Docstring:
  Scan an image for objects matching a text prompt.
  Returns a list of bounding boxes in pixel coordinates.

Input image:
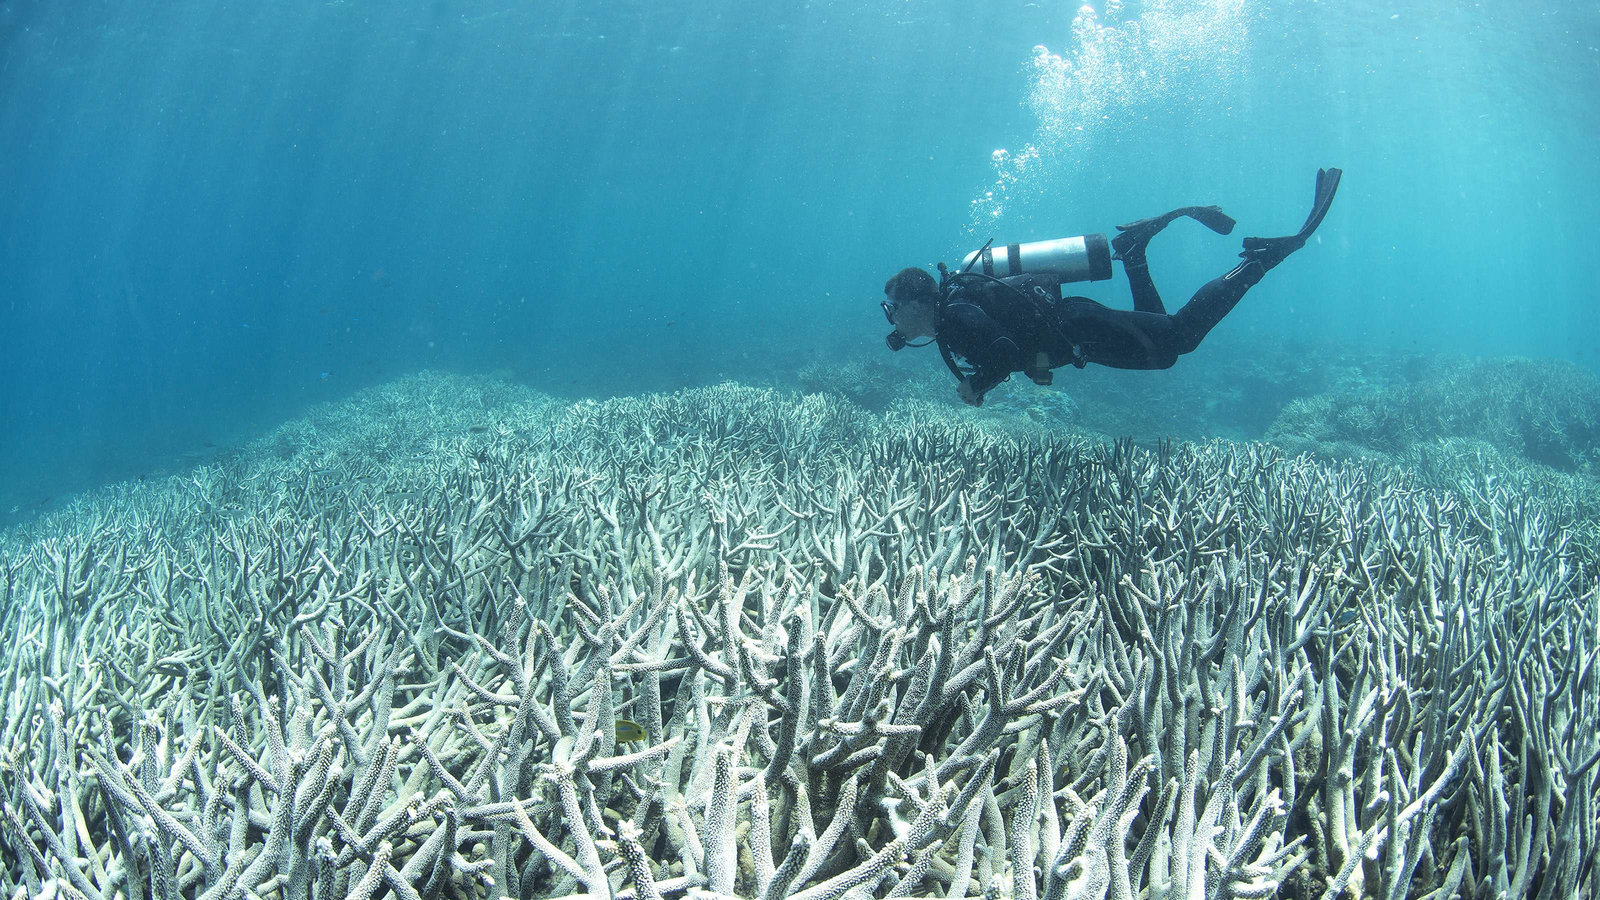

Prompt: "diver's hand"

[957,380,984,407]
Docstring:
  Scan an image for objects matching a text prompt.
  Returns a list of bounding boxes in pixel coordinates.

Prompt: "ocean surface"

[3,0,1597,518]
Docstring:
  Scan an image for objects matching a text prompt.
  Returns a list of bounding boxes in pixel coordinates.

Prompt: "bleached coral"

[0,373,1594,900]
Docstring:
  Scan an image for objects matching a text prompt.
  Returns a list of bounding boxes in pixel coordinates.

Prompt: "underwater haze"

[3,0,1598,514]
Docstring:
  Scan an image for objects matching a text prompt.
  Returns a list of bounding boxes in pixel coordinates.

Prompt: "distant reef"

[801,347,1600,475]
[1268,355,1600,473]
[1,370,1595,899]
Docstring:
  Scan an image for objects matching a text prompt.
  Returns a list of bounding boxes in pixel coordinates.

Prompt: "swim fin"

[1112,205,1237,262]
[1239,167,1342,272]
[1184,204,1239,236]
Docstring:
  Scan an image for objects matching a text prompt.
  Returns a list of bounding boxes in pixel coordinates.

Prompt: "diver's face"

[887,296,938,339]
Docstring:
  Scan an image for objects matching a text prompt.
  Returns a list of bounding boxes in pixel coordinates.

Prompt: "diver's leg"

[1111,205,1237,315]
[1058,299,1183,370]
[1166,262,1264,356]
[1117,244,1168,315]
[1162,170,1343,356]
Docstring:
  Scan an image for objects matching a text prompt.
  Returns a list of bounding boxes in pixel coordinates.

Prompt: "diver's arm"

[945,303,1023,404]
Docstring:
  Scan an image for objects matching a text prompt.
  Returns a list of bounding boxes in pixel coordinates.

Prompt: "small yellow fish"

[615,719,647,743]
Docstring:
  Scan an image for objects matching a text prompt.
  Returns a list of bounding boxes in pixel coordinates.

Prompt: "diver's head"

[882,267,940,349]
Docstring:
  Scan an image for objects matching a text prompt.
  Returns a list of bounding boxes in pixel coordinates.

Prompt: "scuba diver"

[882,168,1341,406]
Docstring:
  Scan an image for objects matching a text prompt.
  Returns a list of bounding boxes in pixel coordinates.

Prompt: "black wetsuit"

[940,257,1265,400]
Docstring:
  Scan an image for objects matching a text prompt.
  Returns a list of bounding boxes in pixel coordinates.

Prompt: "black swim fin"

[1113,205,1237,261]
[1239,167,1342,271]
[1183,204,1238,236]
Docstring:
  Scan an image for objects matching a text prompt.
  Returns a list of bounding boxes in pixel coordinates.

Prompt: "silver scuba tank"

[960,234,1113,283]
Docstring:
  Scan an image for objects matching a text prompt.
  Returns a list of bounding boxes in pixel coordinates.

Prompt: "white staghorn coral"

[0,372,1594,900]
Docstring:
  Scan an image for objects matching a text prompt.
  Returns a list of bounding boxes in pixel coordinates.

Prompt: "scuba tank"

[959,234,1113,283]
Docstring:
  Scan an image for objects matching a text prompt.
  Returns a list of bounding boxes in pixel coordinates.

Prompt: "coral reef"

[797,340,1600,478]
[1,372,1596,899]
[795,356,951,414]
[794,335,1375,444]
[1269,356,1600,473]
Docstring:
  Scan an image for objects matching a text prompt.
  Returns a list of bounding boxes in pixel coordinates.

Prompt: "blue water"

[3,0,1597,518]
